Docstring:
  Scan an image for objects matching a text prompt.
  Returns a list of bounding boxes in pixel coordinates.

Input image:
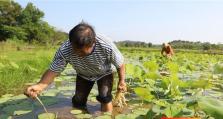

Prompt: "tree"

[0,1,22,41]
[17,2,47,43]
[202,42,211,51]
[148,43,152,47]
[17,3,44,25]
[1,25,27,40]
[0,1,22,26]
[51,30,68,45]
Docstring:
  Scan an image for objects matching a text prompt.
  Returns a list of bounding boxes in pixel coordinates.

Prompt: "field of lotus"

[0,47,223,119]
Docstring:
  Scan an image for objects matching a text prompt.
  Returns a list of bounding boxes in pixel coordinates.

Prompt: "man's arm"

[169,46,174,55]
[24,42,69,98]
[100,34,126,91]
[117,64,126,92]
[37,69,60,89]
[161,48,165,56]
[24,69,59,99]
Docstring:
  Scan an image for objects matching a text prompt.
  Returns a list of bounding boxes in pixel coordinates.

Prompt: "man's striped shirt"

[49,34,124,81]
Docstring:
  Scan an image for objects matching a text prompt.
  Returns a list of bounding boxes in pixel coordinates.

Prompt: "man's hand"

[167,54,172,59]
[24,84,44,99]
[117,81,127,92]
[24,69,59,99]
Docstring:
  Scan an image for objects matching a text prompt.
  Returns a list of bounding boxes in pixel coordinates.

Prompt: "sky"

[16,0,223,44]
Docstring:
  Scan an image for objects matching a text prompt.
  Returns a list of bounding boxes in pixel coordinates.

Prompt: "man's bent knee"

[96,95,112,104]
[72,95,87,108]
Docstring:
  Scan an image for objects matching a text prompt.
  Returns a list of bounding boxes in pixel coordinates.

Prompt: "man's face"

[73,43,95,57]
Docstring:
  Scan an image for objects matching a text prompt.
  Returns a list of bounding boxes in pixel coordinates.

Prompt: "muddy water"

[26,98,133,119]
[14,93,135,119]
[12,70,137,119]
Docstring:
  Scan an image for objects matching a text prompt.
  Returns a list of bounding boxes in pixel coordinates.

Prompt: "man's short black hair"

[69,22,96,49]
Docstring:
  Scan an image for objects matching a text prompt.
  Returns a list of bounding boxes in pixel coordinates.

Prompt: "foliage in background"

[0,1,68,45]
[115,40,223,51]
[0,47,55,96]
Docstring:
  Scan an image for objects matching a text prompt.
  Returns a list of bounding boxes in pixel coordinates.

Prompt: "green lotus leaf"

[38,113,56,119]
[95,115,111,119]
[70,109,82,115]
[0,114,12,119]
[75,114,92,119]
[198,97,223,119]
[13,110,32,115]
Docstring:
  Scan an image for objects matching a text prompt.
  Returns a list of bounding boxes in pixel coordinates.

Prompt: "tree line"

[115,40,153,48]
[1,1,222,51]
[115,40,223,51]
[0,1,67,45]
[169,40,223,51]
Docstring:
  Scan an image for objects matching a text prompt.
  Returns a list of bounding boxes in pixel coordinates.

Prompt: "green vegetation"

[0,1,67,44]
[124,49,223,118]
[0,47,223,118]
[1,1,223,119]
[0,43,56,96]
[0,1,66,97]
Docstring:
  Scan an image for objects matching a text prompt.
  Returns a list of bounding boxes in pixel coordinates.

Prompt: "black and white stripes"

[49,34,124,81]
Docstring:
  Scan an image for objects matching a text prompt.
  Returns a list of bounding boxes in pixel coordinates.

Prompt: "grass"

[0,41,57,96]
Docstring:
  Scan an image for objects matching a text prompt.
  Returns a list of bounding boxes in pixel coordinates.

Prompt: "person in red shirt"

[161,43,174,59]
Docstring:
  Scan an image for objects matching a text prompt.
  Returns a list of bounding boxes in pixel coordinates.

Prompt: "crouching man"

[24,22,126,112]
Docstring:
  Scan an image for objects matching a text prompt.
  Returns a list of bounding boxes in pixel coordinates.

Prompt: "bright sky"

[16,0,223,44]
